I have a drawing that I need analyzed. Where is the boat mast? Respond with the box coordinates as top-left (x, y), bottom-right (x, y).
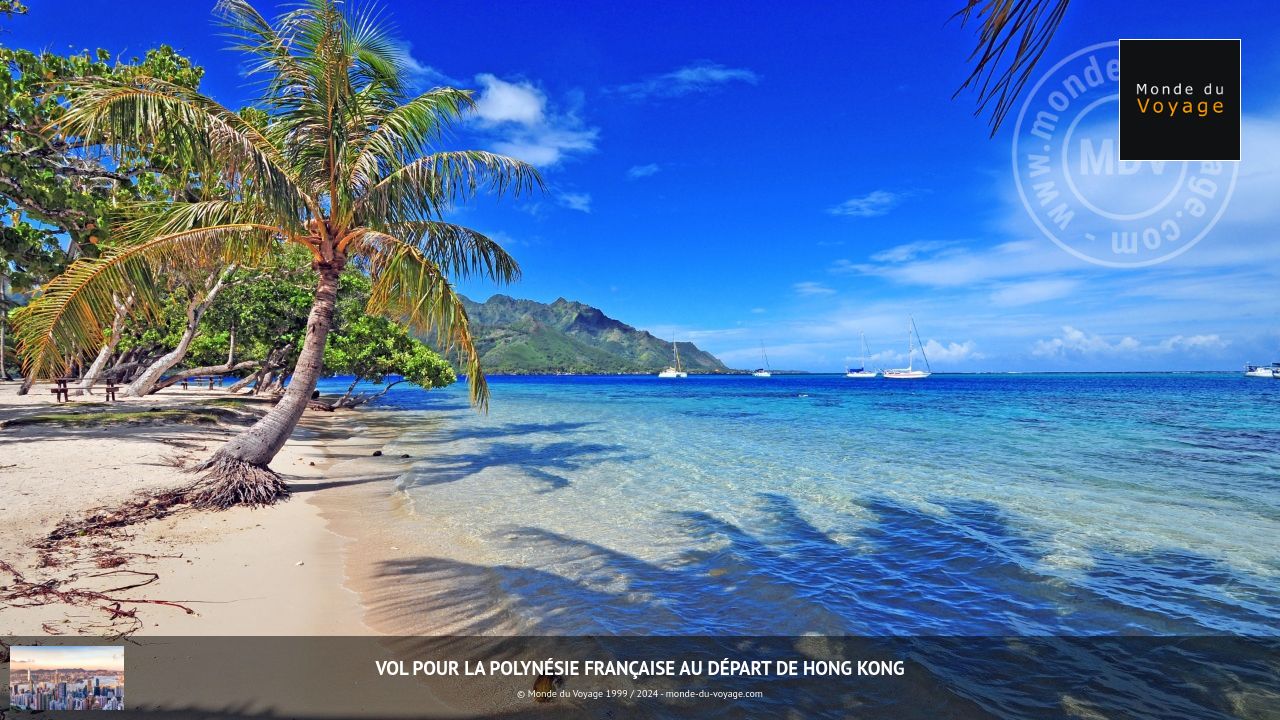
top-left (911, 316), bottom-right (931, 373)
top-left (760, 341), bottom-right (770, 370)
top-left (906, 323), bottom-right (914, 371)
top-left (673, 339), bottom-right (682, 372)
top-left (860, 331), bottom-right (868, 369)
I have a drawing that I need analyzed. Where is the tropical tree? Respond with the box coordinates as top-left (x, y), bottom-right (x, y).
top-left (323, 272), bottom-right (456, 408)
top-left (14, 0), bottom-right (541, 507)
top-left (1, 45), bottom-right (205, 391)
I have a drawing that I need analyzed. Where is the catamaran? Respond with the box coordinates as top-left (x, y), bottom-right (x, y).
top-left (883, 318), bottom-right (931, 379)
top-left (1244, 363), bottom-right (1279, 378)
top-left (752, 341), bottom-right (772, 377)
top-left (658, 339), bottom-right (688, 378)
top-left (846, 331), bottom-right (878, 378)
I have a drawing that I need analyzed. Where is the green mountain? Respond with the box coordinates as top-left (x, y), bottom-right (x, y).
top-left (459, 294), bottom-right (730, 374)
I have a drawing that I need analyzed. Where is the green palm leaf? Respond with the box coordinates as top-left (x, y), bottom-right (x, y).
top-left (15, 225), bottom-right (281, 379)
top-left (358, 231), bottom-right (489, 410)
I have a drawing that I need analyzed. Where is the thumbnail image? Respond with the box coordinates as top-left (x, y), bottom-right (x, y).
top-left (9, 646), bottom-right (124, 711)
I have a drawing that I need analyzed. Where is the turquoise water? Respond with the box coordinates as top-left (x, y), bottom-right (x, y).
top-left (325, 373), bottom-right (1280, 637)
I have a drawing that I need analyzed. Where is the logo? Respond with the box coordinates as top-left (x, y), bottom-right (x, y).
top-left (1119, 39), bottom-right (1240, 161)
top-left (1012, 42), bottom-right (1238, 268)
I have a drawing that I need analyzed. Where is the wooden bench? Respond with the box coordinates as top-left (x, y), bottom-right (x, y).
top-left (180, 376), bottom-right (222, 390)
top-left (104, 381), bottom-right (118, 402)
top-left (49, 377), bottom-right (72, 402)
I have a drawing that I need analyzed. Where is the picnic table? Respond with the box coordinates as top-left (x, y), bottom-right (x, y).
top-left (50, 377), bottom-right (72, 402)
top-left (180, 376), bottom-right (224, 390)
top-left (49, 378), bottom-right (118, 402)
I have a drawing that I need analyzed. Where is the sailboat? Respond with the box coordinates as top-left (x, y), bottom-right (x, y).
top-left (846, 332), bottom-right (878, 378)
top-left (883, 317), bottom-right (931, 379)
top-left (658, 338), bottom-right (688, 378)
top-left (1244, 362), bottom-right (1279, 378)
top-left (752, 341), bottom-right (772, 377)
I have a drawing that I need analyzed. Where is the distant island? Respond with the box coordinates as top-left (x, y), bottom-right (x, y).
top-left (459, 295), bottom-right (730, 375)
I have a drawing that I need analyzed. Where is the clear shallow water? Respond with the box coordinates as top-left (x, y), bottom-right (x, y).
top-left (321, 373), bottom-right (1280, 637)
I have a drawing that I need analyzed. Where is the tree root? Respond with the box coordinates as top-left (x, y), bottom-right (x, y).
top-left (185, 455), bottom-right (291, 509)
top-left (42, 484), bottom-right (196, 546)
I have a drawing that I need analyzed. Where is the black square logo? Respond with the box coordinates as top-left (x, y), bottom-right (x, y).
top-left (1119, 39), bottom-right (1240, 161)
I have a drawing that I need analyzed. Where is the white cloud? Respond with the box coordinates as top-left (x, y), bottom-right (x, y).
top-left (1153, 334), bottom-right (1227, 352)
top-left (869, 240), bottom-right (957, 263)
top-left (557, 192), bottom-right (592, 213)
top-left (473, 73), bottom-right (545, 124)
top-left (923, 339), bottom-right (984, 363)
top-left (827, 189), bottom-right (912, 218)
top-left (471, 74), bottom-right (598, 167)
top-left (398, 44), bottom-right (462, 88)
top-left (1032, 326), bottom-right (1139, 357)
top-left (616, 61), bottom-right (757, 99)
top-left (750, 307), bottom-right (767, 314)
top-left (793, 281), bottom-right (836, 297)
top-left (988, 279), bottom-right (1078, 307)
top-left (627, 163), bottom-right (661, 179)
top-left (852, 238), bottom-right (1084, 288)
top-left (1031, 326), bottom-right (1225, 357)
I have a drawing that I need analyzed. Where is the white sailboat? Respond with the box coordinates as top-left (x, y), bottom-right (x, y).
top-left (1244, 363), bottom-right (1279, 378)
top-left (883, 318), bottom-right (931, 380)
top-left (752, 341), bottom-right (772, 377)
top-left (658, 338), bottom-right (688, 378)
top-left (846, 332), bottom-right (878, 378)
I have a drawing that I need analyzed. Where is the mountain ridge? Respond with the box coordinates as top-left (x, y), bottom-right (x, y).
top-left (458, 294), bottom-right (729, 375)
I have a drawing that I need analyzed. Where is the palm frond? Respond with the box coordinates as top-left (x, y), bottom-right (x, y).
top-left (348, 87), bottom-right (475, 193)
top-left (214, 0), bottom-right (312, 103)
top-left (54, 74), bottom-right (321, 222)
top-left (347, 221), bottom-right (520, 283)
top-left (14, 225), bottom-right (282, 379)
top-left (953, 0), bottom-right (1071, 135)
top-left (115, 199), bottom-right (300, 245)
top-left (358, 231), bottom-right (489, 410)
top-left (358, 150), bottom-right (544, 224)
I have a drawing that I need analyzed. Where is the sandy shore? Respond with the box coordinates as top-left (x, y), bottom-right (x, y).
top-left (0, 381), bottom-right (411, 637)
top-left (0, 382), bottom-right (569, 717)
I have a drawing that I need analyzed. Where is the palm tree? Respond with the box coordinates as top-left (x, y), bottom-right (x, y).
top-left (15, 0), bottom-right (541, 507)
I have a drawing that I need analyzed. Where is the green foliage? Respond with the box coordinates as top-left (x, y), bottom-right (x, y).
top-left (0, 44), bottom-right (206, 378)
top-left (0, 0), bottom-right (28, 19)
top-left (185, 248), bottom-right (317, 367)
top-left (1, 211), bottom-right (60, 295)
top-left (324, 272), bottom-right (454, 390)
top-left (0, 45), bottom-right (204, 254)
top-left (325, 313), bottom-right (455, 390)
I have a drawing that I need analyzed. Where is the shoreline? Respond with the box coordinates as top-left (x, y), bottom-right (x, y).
top-left (1, 383), bottom-right (550, 716)
top-left (0, 382), bottom-right (417, 638)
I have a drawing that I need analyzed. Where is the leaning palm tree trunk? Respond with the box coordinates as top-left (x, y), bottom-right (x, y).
top-left (190, 264), bottom-right (340, 506)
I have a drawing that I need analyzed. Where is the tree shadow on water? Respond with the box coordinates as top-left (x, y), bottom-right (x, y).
top-left (405, 438), bottom-right (644, 493)
top-left (434, 420), bottom-right (597, 443)
top-left (366, 492), bottom-right (1280, 719)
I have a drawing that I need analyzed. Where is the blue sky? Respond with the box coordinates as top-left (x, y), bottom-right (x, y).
top-left (9, 1), bottom-right (1280, 370)
top-left (10, 645), bottom-right (123, 670)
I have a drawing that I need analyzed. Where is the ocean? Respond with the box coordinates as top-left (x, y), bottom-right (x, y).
top-left (323, 372), bottom-right (1279, 639)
